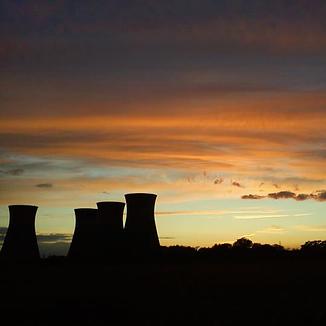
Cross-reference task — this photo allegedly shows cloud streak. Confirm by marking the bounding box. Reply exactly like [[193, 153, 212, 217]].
[[35, 183, 53, 188], [241, 194, 265, 200], [294, 225, 326, 232], [232, 181, 244, 188], [214, 177, 224, 185], [36, 233, 71, 243], [0, 168, 24, 176], [0, 228, 71, 244], [242, 191, 326, 202]]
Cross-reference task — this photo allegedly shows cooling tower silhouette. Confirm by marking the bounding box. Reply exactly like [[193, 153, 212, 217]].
[[96, 201, 125, 258], [0, 205, 40, 261], [124, 193, 160, 255], [68, 208, 98, 259]]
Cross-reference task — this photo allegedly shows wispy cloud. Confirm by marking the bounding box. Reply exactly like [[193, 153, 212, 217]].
[[234, 212, 312, 220], [0, 227, 7, 241], [157, 208, 294, 218], [257, 225, 287, 234], [157, 210, 226, 217], [232, 181, 244, 188], [240, 233, 255, 238], [0, 168, 24, 176], [36, 233, 72, 243], [241, 194, 265, 200], [35, 183, 53, 188], [268, 191, 296, 199], [242, 190, 326, 202], [214, 177, 224, 185], [294, 225, 326, 232], [0, 228, 72, 244], [234, 214, 290, 220]]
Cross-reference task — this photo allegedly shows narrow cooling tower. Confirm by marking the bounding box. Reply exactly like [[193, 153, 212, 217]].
[[68, 208, 98, 259], [0, 205, 40, 261], [96, 201, 125, 258], [124, 193, 160, 254]]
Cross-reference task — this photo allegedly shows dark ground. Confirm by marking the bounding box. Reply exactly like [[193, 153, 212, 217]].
[[0, 257, 325, 326]]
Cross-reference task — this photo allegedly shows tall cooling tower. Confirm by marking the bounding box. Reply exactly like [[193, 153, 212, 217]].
[[124, 193, 160, 254], [0, 205, 40, 261], [68, 208, 98, 259], [96, 201, 125, 258]]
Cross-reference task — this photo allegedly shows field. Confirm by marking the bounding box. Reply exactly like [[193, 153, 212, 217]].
[[0, 257, 325, 325]]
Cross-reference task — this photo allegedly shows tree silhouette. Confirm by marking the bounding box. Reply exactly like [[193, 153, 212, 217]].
[[301, 240, 326, 253], [233, 237, 253, 249]]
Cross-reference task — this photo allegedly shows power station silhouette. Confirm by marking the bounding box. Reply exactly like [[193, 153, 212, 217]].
[[96, 201, 125, 259], [67, 208, 99, 259], [0, 193, 160, 260], [0, 205, 40, 261], [124, 193, 160, 255]]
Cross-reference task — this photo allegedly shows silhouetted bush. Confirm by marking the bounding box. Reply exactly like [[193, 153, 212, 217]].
[[157, 238, 326, 263], [161, 245, 197, 262], [233, 237, 253, 249], [300, 240, 326, 257], [4, 237, 326, 264]]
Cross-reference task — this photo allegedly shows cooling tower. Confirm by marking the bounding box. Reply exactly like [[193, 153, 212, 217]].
[[124, 193, 160, 255], [96, 201, 125, 258], [68, 208, 98, 259], [0, 205, 40, 261]]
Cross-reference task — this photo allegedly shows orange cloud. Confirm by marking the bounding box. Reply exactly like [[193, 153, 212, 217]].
[[1, 90, 326, 205]]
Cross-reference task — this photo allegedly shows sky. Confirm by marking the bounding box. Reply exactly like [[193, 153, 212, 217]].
[[1, 0, 326, 255]]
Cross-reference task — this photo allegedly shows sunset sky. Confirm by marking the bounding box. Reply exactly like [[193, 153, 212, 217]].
[[1, 0, 326, 255]]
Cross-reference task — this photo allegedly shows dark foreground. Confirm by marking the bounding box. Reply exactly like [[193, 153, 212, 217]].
[[0, 257, 325, 326]]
